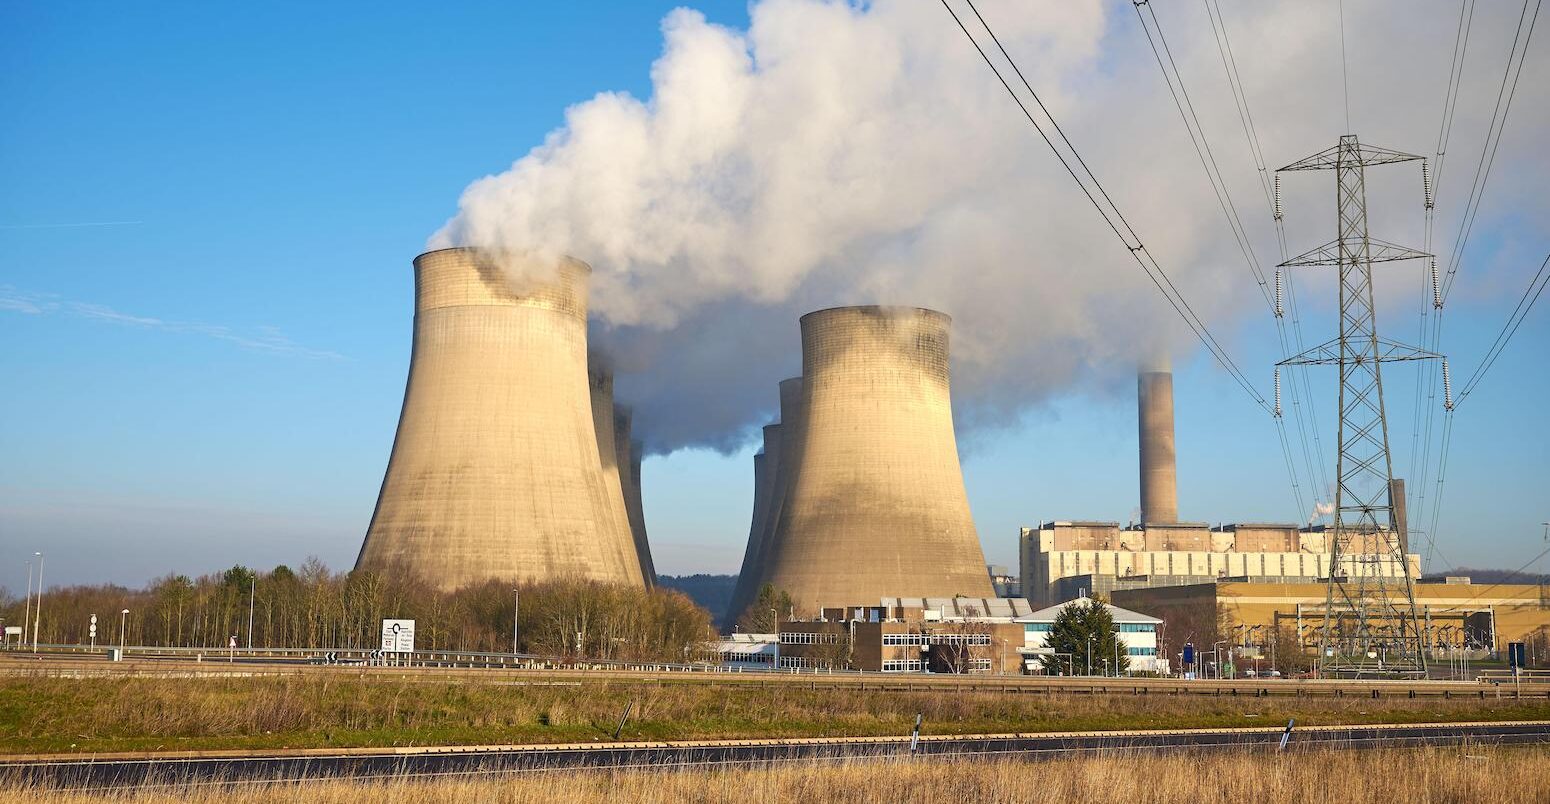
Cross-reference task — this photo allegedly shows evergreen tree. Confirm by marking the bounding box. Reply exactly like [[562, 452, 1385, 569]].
[[736, 584, 794, 633], [1038, 596, 1129, 676]]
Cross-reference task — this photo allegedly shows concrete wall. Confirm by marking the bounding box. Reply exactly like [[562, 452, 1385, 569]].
[[357, 248, 645, 590], [762, 307, 994, 612], [590, 364, 644, 583]]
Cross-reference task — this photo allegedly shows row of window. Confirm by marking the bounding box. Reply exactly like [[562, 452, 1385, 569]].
[[778, 656, 827, 668], [718, 651, 774, 664], [880, 632, 994, 646], [1128, 647, 1157, 656], [881, 660, 924, 672], [779, 632, 839, 645], [1024, 623, 1155, 633]]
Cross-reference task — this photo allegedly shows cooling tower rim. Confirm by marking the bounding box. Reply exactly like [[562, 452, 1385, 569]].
[[413, 246, 593, 275], [799, 304, 950, 325], [763, 421, 783, 436]]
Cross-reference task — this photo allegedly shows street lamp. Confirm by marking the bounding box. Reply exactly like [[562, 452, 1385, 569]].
[[512, 588, 520, 655], [1213, 640, 1227, 680], [31, 552, 43, 653], [120, 609, 130, 654], [1087, 634, 1096, 676], [1112, 626, 1121, 677]]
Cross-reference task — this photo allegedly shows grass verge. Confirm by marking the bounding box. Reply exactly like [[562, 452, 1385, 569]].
[[1, 674, 1546, 755]]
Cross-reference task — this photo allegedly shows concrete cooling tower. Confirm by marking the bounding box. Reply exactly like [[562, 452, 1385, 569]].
[[613, 407, 656, 584], [589, 363, 646, 582], [727, 421, 782, 623], [1138, 369, 1180, 524], [356, 247, 645, 591], [759, 307, 994, 612]]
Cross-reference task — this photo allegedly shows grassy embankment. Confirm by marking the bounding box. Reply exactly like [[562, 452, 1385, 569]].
[[1, 675, 1547, 755], [3, 747, 1549, 803]]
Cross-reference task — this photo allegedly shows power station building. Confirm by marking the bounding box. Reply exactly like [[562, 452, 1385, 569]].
[[357, 248, 649, 590], [1019, 369, 1419, 607], [729, 306, 994, 622]]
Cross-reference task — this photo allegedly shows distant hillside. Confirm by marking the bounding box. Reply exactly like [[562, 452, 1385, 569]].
[[658, 574, 737, 629]]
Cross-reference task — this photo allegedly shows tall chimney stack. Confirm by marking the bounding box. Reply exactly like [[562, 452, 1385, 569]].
[[1138, 369, 1179, 525]]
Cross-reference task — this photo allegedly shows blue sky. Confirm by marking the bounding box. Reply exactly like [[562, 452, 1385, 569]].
[[3, 1, 1546, 592]]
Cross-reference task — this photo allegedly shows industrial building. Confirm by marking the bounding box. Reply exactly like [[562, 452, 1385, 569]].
[[730, 306, 994, 622], [1113, 577, 1550, 659], [1020, 369, 1418, 607], [357, 248, 649, 590], [773, 597, 1031, 674]]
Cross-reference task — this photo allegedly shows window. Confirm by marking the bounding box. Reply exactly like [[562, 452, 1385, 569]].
[[926, 633, 992, 646], [778, 632, 838, 645], [1127, 647, 1156, 656], [1024, 623, 1051, 633], [1117, 623, 1155, 633], [719, 651, 774, 664], [883, 633, 927, 646], [779, 656, 827, 669], [881, 659, 924, 672]]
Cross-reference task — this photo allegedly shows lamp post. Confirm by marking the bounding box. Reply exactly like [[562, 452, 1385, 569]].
[[22, 560, 32, 649], [31, 552, 43, 653], [119, 609, 130, 653], [1213, 640, 1226, 680], [1112, 626, 1121, 677], [1087, 634, 1095, 676], [512, 588, 520, 655]]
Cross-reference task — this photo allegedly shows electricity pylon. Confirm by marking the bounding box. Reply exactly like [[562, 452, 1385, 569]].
[[1276, 135, 1441, 677]]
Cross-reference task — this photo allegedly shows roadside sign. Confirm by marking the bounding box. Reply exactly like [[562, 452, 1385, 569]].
[[1182, 643, 1194, 665], [381, 619, 416, 653]]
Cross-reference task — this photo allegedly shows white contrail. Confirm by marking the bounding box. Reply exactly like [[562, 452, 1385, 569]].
[[0, 221, 143, 230]]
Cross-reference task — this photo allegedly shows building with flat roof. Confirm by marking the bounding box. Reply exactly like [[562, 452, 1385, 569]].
[[1020, 521, 1419, 607], [1112, 578, 1550, 661], [1016, 596, 1169, 675]]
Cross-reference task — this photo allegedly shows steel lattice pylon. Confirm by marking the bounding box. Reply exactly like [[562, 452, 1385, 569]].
[[1278, 135, 1439, 677]]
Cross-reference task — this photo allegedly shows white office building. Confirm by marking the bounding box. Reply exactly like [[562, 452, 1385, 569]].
[[1016, 596, 1170, 675]]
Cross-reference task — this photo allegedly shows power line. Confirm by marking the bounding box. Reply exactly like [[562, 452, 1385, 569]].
[[1131, 1, 1305, 514], [942, 0, 1271, 413], [1440, 0, 1541, 304], [1409, 0, 1476, 572], [1337, 0, 1352, 131], [1453, 252, 1550, 406]]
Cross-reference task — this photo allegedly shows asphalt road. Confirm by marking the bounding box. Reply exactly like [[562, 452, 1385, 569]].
[[5, 721, 1548, 790]]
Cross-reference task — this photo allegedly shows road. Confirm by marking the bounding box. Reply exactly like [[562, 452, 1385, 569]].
[[5, 721, 1548, 790]]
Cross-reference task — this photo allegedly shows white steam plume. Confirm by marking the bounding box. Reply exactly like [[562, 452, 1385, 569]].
[[432, 0, 1550, 453]]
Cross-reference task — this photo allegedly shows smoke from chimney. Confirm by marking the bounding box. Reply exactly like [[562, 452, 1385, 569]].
[[426, 1, 1541, 454]]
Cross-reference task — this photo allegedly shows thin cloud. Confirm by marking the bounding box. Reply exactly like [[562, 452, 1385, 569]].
[[2, 287, 344, 361]]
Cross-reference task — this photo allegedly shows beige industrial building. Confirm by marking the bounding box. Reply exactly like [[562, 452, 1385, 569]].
[[752, 306, 994, 615], [357, 247, 647, 590], [1113, 578, 1550, 657], [1020, 368, 1418, 607], [1021, 521, 1418, 606]]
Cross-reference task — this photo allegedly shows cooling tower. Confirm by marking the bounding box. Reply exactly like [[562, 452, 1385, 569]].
[[728, 422, 782, 624], [760, 307, 994, 611], [357, 247, 645, 590], [1138, 369, 1179, 525], [614, 408, 656, 584], [589, 363, 645, 581]]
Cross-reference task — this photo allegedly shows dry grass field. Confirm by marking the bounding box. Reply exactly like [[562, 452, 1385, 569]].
[[1, 674, 1547, 754], [2, 747, 1547, 803]]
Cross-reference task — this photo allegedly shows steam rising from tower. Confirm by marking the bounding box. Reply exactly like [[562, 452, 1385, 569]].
[[357, 248, 645, 590]]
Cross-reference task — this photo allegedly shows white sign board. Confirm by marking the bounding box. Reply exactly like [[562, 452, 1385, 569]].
[[381, 619, 415, 653], [3, 627, 21, 637]]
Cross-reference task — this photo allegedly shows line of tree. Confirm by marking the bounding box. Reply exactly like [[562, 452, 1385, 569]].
[[0, 560, 714, 663]]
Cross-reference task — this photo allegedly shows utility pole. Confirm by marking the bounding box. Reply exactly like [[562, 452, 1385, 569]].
[[1277, 135, 1438, 677]]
